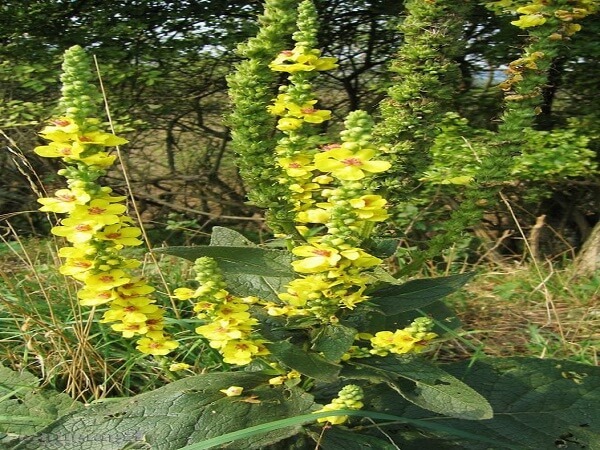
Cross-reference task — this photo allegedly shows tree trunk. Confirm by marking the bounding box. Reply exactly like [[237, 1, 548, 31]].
[[574, 220, 600, 276]]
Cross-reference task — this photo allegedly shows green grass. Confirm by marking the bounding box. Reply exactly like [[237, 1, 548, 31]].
[[440, 264, 599, 366], [0, 236, 224, 402]]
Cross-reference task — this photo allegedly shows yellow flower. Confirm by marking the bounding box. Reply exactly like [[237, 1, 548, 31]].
[[296, 208, 330, 224], [169, 362, 191, 372], [83, 269, 131, 290], [511, 14, 547, 28], [78, 152, 117, 168], [76, 131, 128, 147], [516, 5, 544, 14], [220, 340, 266, 366], [348, 195, 388, 221], [314, 148, 391, 181], [315, 403, 348, 425], [144, 312, 167, 332], [220, 386, 244, 396], [101, 298, 159, 324], [70, 199, 127, 226], [278, 156, 315, 178], [77, 287, 119, 306], [215, 303, 253, 322], [117, 278, 155, 298], [96, 224, 143, 246], [59, 257, 95, 277], [291, 244, 341, 273], [269, 47, 337, 73], [34, 141, 85, 159], [51, 218, 103, 243], [268, 95, 331, 124], [111, 321, 149, 338], [38, 189, 90, 213], [370, 329, 425, 355], [339, 247, 382, 268], [195, 320, 245, 344], [172, 287, 198, 300], [277, 117, 303, 131], [136, 336, 179, 355], [41, 117, 79, 135]]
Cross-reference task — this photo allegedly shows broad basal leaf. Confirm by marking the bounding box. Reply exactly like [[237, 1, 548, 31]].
[[366, 358, 600, 450], [369, 273, 474, 315], [267, 341, 341, 382], [0, 365, 81, 438], [11, 372, 314, 450], [344, 356, 493, 420]]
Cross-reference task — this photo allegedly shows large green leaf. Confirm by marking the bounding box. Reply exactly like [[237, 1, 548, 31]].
[[208, 226, 255, 246], [0, 366, 81, 439], [369, 273, 473, 315], [267, 341, 341, 382], [154, 227, 295, 301], [311, 324, 357, 362], [344, 356, 493, 420], [366, 358, 600, 450], [10, 373, 314, 450], [154, 246, 294, 277]]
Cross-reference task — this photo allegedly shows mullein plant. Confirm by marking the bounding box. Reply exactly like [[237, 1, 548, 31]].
[[173, 2, 438, 415], [30, 0, 447, 432], [35, 45, 178, 356]]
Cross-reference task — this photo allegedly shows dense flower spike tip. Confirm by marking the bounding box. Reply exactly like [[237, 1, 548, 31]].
[[35, 46, 177, 356]]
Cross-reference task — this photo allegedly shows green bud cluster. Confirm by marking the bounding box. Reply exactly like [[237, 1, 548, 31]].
[[405, 317, 435, 340], [193, 257, 228, 291], [58, 45, 103, 126], [331, 384, 364, 410], [292, 0, 318, 48], [226, 0, 298, 233]]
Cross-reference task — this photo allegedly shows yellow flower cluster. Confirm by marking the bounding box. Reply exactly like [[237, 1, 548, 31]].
[[314, 384, 364, 425], [342, 318, 438, 360], [269, 46, 337, 73], [508, 0, 596, 36], [173, 257, 269, 365], [35, 117, 178, 356], [268, 93, 332, 131], [266, 36, 392, 321]]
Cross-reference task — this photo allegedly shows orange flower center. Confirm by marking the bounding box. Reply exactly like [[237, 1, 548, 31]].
[[88, 207, 107, 215], [341, 158, 362, 166], [57, 193, 76, 202]]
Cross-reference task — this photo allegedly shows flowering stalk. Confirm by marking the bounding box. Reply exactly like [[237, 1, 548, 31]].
[[226, 0, 299, 233], [261, 1, 393, 322], [173, 257, 269, 366], [35, 45, 178, 356]]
